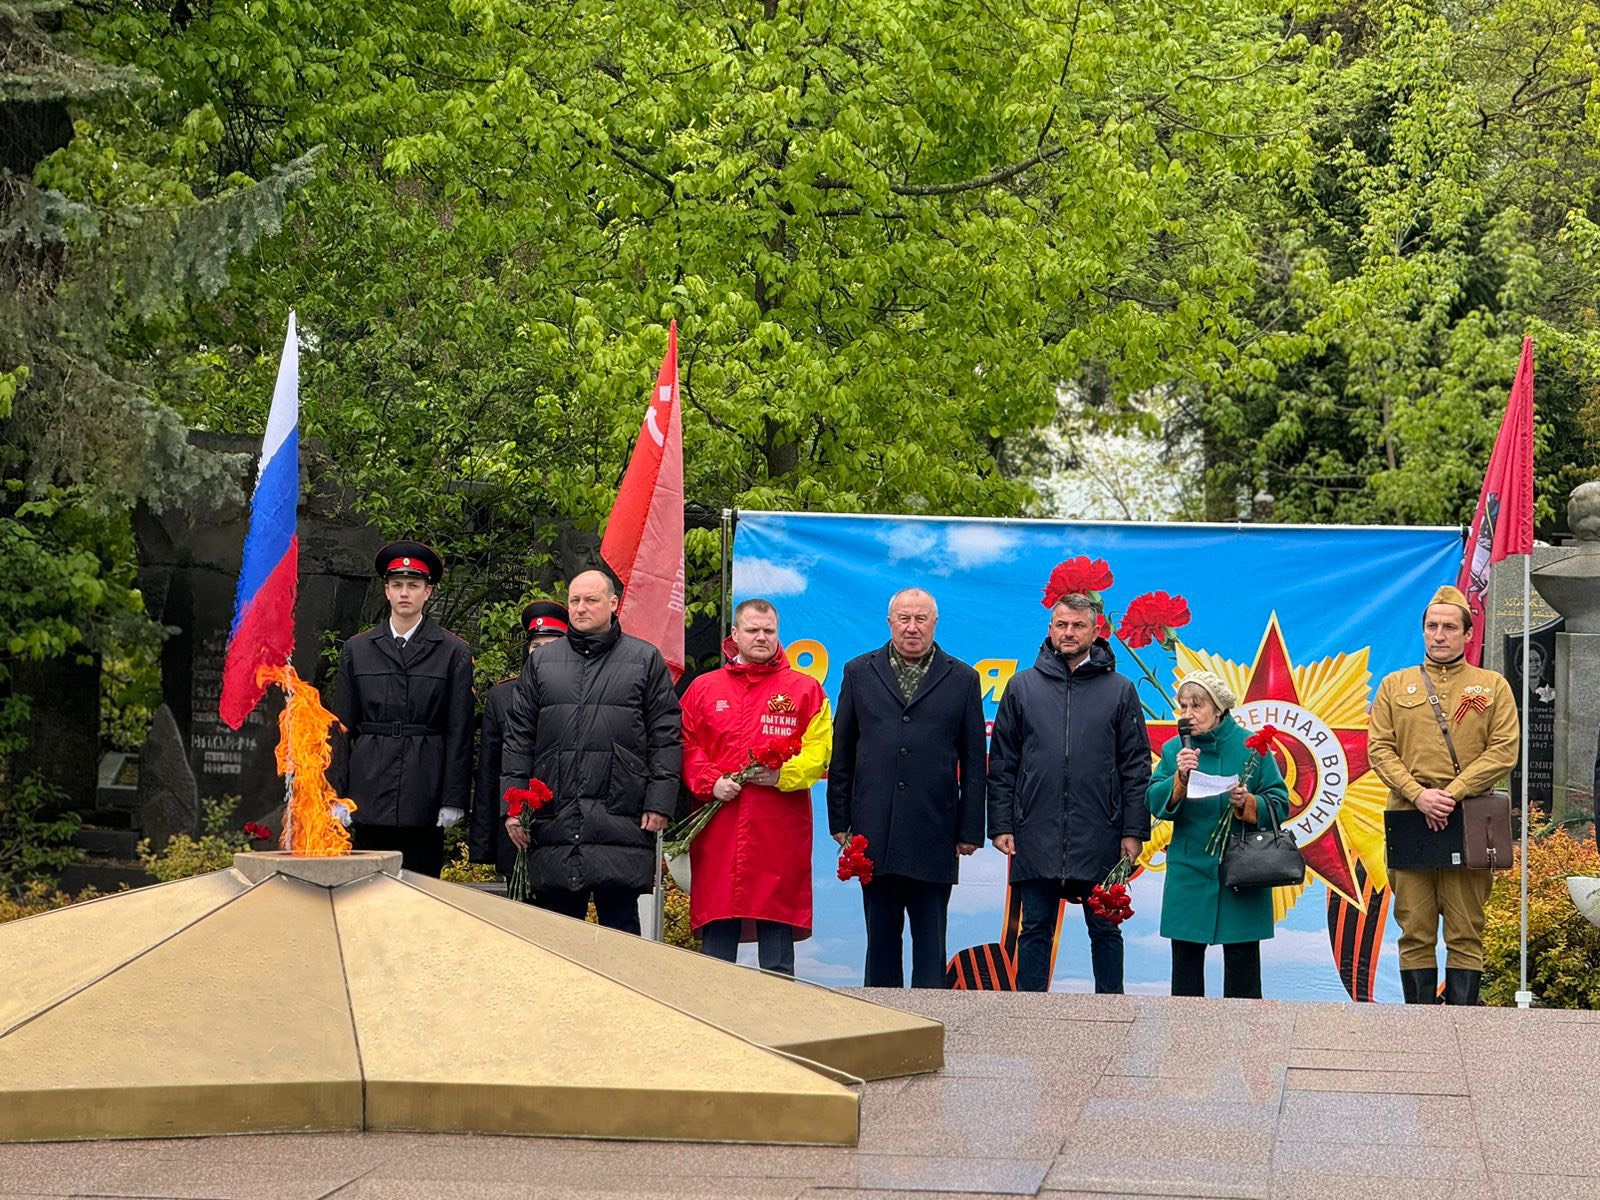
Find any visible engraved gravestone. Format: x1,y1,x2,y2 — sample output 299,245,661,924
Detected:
135,434,378,822
1504,617,1562,818
1530,482,1600,821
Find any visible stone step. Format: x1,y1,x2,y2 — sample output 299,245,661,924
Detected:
73,827,142,859
94,787,141,814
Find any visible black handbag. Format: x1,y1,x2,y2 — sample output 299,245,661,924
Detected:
1221,822,1305,891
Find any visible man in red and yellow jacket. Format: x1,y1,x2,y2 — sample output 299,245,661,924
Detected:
680,598,832,975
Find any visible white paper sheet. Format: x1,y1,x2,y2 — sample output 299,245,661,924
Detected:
1188,771,1238,798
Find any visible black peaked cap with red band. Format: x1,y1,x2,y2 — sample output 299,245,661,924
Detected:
374,540,444,583
521,599,570,637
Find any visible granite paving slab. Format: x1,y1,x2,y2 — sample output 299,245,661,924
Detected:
2,991,1598,1200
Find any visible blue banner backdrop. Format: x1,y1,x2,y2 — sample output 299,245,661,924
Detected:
730,512,1464,1001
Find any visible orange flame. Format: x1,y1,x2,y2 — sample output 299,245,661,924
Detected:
258,664,355,857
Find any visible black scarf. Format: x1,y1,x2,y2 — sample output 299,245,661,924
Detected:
567,614,622,658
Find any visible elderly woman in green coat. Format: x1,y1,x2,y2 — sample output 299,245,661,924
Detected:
1147,671,1291,998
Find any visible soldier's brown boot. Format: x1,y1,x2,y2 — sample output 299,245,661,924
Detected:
1400,968,1438,1004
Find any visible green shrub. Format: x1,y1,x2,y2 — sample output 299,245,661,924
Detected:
440,826,496,884
0,773,80,890
1483,829,1600,1008
138,796,255,882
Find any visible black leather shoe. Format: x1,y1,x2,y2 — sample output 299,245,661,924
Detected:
1400,968,1438,1004
1443,967,1482,1006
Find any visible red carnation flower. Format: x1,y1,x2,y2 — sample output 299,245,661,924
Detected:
1245,725,1281,755
504,778,554,819
504,779,552,904
837,834,874,885
1116,591,1192,649
1096,613,1113,640
741,734,805,779
1042,556,1114,608
1087,882,1135,925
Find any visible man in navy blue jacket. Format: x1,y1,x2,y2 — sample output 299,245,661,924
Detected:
828,588,987,987
987,592,1152,993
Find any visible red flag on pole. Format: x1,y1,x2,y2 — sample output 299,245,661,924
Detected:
600,321,686,680
1455,336,1535,665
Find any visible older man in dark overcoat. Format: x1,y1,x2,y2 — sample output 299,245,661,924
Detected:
827,587,986,987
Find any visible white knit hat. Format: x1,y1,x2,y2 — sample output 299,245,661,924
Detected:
1175,670,1236,711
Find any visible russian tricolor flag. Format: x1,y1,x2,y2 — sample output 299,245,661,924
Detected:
219,313,300,730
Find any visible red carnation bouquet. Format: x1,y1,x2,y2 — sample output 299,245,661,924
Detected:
503,777,553,902
1039,556,1192,723
1086,855,1135,925
663,733,806,890
1205,725,1280,858
242,820,275,846
836,833,874,885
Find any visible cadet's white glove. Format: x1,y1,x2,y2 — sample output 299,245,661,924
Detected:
332,803,352,827
437,807,464,829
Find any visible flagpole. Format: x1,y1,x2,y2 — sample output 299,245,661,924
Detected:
282,654,295,854
721,508,733,635
650,829,665,942
1516,550,1533,1009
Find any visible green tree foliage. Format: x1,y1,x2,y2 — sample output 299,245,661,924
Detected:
1197,0,1600,527
3,0,1597,842
70,0,1326,590
0,1,311,848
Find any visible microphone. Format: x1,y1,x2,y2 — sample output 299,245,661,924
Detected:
1178,717,1195,751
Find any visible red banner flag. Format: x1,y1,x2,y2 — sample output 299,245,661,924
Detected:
600,321,686,680
1456,336,1535,665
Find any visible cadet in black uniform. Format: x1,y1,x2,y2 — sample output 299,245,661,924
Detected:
331,541,475,877
469,599,569,887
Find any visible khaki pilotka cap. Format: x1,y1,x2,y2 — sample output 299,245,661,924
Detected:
1427,584,1472,628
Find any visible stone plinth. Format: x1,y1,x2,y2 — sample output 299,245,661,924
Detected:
1553,632,1600,819
230,850,402,887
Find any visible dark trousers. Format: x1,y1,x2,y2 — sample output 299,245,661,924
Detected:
1171,939,1263,999
698,918,796,976
535,886,643,934
1014,878,1123,993
861,875,953,988
352,824,445,878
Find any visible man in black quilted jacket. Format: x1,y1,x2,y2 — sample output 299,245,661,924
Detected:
498,570,681,933
987,592,1152,992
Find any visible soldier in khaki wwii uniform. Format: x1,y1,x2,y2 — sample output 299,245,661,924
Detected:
1368,585,1519,1006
